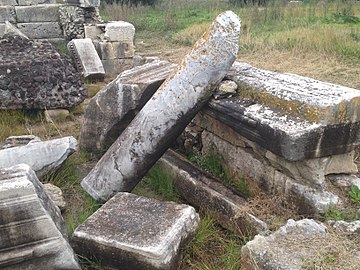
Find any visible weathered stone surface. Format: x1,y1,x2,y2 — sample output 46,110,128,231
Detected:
328,174,360,189
201,130,340,214
0,35,87,109
84,24,104,40
158,150,267,235
72,192,199,270
213,79,237,99
104,21,135,42
0,0,17,5
0,6,16,23
0,136,77,179
18,0,56,5
241,219,327,270
45,109,70,122
101,58,134,74
44,183,66,211
67,38,105,80
17,22,62,39
329,220,360,234
0,135,41,149
0,23,4,37
229,62,360,124
94,40,135,59
59,5,85,40
0,164,80,269
81,11,241,201
64,0,100,8
2,21,29,39
206,97,360,161
15,4,60,23
80,60,177,153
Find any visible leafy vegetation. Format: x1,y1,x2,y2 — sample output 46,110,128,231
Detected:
349,185,360,204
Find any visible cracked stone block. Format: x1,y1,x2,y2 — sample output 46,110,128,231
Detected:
67,38,105,80
15,4,60,23
158,149,267,235
72,192,199,270
94,40,135,60
228,62,360,124
104,21,135,42
0,164,80,269
0,6,16,23
81,11,241,201
80,60,177,152
17,22,62,39
0,136,77,180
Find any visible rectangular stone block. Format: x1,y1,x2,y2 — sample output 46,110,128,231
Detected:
15,4,60,23
0,0,17,5
229,62,360,124
17,22,62,39
101,58,134,75
72,192,199,270
0,6,16,23
104,21,135,42
67,38,105,80
84,24,104,40
95,40,135,60
17,0,56,5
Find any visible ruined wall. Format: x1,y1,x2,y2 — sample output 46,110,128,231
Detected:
0,0,101,41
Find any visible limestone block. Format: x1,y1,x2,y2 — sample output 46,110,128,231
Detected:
64,0,100,8
0,164,80,269
229,62,360,124
0,0,17,5
104,21,135,42
159,150,267,235
95,40,135,60
15,4,60,23
207,97,360,161
72,192,199,270
0,136,77,179
17,22,62,39
44,183,66,211
101,58,134,75
80,60,177,153
84,24,104,40
241,219,328,270
0,6,16,23
67,38,105,80
18,0,56,4
81,11,241,201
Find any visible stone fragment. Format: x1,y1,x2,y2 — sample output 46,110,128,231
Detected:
104,21,135,42
44,183,66,211
72,192,199,270
0,135,41,149
15,4,60,23
328,174,360,189
229,62,360,124
17,22,62,39
0,164,80,269
329,220,360,234
213,79,237,99
45,109,70,122
18,0,56,5
0,136,77,179
0,6,16,23
158,150,267,235
67,38,105,80
0,35,87,109
80,60,177,152
94,40,135,59
81,11,241,201
3,21,29,39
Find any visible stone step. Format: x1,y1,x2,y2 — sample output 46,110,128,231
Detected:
158,149,268,235
72,192,199,270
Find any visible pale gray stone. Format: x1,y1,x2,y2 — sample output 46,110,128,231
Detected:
44,183,66,211
241,219,327,270
95,40,135,60
329,220,360,234
67,38,105,80
213,79,237,99
84,24,104,40
0,6,16,23
64,0,100,8
80,60,177,153
0,164,80,269
45,109,70,122
17,22,62,39
0,0,17,5
0,23,4,37
15,4,60,23
103,21,135,42
328,174,360,189
72,192,199,270
81,11,241,201
18,0,56,4
101,58,134,74
3,21,29,39
158,149,267,235
0,135,41,149
0,136,77,179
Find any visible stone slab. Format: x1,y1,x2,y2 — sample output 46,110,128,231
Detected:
228,62,360,124
81,11,241,201
0,136,77,179
0,6,16,23
18,0,56,4
80,60,177,153
72,192,199,270
67,38,105,80
15,4,60,23
205,97,360,161
159,150,267,235
104,21,135,42
94,40,135,60
0,164,80,269
16,22,62,39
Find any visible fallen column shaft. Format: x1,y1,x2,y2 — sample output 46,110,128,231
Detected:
82,11,241,201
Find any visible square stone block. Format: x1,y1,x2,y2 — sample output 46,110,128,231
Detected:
72,192,199,270
95,40,134,60
104,21,135,42
15,4,60,23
